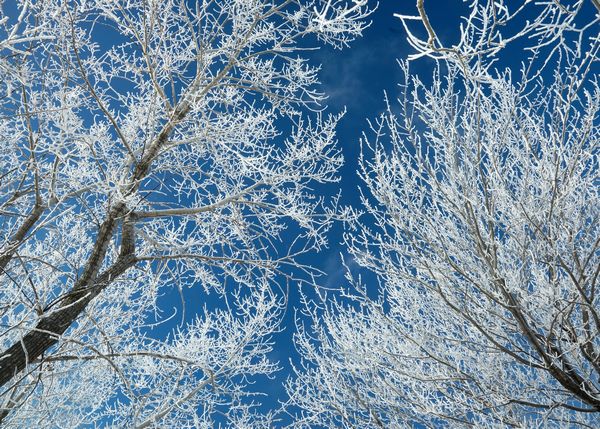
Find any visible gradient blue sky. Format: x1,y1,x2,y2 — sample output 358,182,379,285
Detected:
255,0,469,413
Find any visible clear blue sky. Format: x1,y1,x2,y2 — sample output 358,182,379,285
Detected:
252,0,469,415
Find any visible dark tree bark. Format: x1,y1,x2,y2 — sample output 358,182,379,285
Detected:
0,203,136,390
0,254,136,389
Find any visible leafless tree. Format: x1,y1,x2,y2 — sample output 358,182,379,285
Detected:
0,0,371,426
286,1,600,427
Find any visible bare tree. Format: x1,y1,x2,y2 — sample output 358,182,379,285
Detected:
396,0,600,80
286,1,600,427
0,0,371,426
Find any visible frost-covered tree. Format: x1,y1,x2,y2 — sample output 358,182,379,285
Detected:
286,1,600,428
0,0,371,426
396,0,600,81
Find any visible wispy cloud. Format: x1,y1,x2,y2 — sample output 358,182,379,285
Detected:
315,35,405,112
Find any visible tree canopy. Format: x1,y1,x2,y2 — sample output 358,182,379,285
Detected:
0,0,598,427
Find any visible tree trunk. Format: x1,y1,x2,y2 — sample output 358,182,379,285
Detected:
0,252,136,389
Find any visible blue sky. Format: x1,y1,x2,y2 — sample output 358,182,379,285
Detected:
142,0,442,413
252,0,470,414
